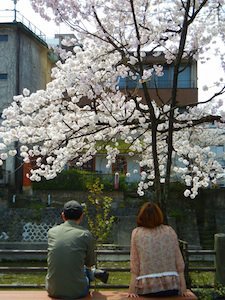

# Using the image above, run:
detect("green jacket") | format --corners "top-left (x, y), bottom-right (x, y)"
top-left (46, 220), bottom-right (96, 299)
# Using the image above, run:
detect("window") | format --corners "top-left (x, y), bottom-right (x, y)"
top-left (81, 158), bottom-right (95, 171)
top-left (118, 75), bottom-right (141, 89)
top-left (112, 156), bottom-right (127, 174)
top-left (0, 74), bottom-right (8, 80)
top-left (210, 145), bottom-right (225, 167)
top-left (149, 65), bottom-right (192, 88)
top-left (118, 65), bottom-right (192, 89)
top-left (211, 145), bottom-right (224, 156)
top-left (0, 35), bottom-right (8, 42)
top-left (68, 158), bottom-right (95, 171)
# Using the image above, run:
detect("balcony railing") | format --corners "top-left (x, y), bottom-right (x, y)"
top-left (0, 9), bottom-right (46, 42)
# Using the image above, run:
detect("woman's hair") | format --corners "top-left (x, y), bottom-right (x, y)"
top-left (137, 202), bottom-right (164, 228)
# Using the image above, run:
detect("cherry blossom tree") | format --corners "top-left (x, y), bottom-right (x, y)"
top-left (1, 0), bottom-right (225, 217)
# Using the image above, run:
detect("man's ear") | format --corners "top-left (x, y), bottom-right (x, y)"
top-left (61, 212), bottom-right (66, 221)
top-left (77, 212), bottom-right (84, 224)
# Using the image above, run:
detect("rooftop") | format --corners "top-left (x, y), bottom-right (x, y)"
top-left (0, 9), bottom-right (46, 42)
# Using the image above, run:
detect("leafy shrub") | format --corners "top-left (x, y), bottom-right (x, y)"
top-left (32, 169), bottom-right (134, 192)
top-left (84, 178), bottom-right (115, 243)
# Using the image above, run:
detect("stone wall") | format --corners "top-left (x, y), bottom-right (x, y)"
top-left (1, 188), bottom-right (225, 250)
top-left (0, 207), bottom-right (137, 247)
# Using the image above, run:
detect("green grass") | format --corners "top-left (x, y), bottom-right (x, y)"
top-left (0, 273), bottom-right (45, 285)
top-left (189, 260), bottom-right (215, 287)
top-left (0, 261), bottom-right (131, 286)
top-left (190, 271), bottom-right (214, 287)
top-left (0, 261), bottom-right (46, 285)
top-left (98, 261), bottom-right (130, 285)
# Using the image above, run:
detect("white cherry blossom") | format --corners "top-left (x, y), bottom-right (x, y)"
top-left (0, 1), bottom-right (225, 212)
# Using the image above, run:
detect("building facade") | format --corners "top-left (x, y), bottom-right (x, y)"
top-left (119, 54), bottom-right (198, 106)
top-left (0, 17), bottom-right (54, 189)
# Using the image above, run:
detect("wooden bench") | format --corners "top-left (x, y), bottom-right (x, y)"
top-left (0, 290), bottom-right (197, 299)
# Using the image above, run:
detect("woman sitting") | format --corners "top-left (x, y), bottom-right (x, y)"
top-left (127, 202), bottom-right (193, 298)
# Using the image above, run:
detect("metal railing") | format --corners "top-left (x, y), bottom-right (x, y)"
top-left (188, 249), bottom-right (216, 290)
top-left (0, 10), bottom-right (46, 42)
top-left (0, 246), bottom-right (216, 290)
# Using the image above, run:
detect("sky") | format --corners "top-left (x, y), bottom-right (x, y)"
top-left (0, 0), bottom-right (72, 38)
top-left (0, 0), bottom-right (224, 104)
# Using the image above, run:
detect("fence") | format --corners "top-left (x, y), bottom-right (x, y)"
top-left (0, 248), bottom-right (129, 289)
top-left (0, 242), bottom-right (221, 290)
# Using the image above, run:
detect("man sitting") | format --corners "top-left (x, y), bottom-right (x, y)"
top-left (46, 200), bottom-right (108, 299)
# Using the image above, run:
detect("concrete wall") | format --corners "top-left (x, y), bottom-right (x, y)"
top-left (0, 26), bottom-right (17, 111)
top-left (0, 23), bottom-right (52, 111)
top-left (18, 27), bottom-right (51, 92)
top-left (0, 22), bottom-right (53, 186)
top-left (1, 188), bottom-right (225, 250)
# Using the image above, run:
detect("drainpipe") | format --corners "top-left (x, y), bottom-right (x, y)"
top-left (14, 24), bottom-right (23, 193)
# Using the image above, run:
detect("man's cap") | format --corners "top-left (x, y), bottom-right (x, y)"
top-left (63, 200), bottom-right (83, 212)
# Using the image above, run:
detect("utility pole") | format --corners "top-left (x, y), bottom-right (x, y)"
top-left (13, 0), bottom-right (17, 22)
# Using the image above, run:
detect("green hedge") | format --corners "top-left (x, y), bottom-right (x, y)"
top-left (32, 169), bottom-right (130, 191)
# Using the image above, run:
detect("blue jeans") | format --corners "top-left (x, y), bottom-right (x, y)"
top-left (78, 267), bottom-right (95, 298)
top-left (45, 268), bottom-right (95, 299)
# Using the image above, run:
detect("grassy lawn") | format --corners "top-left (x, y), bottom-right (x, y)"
top-left (0, 261), bottom-right (131, 286)
top-left (0, 260), bottom-right (215, 285)
top-left (190, 271), bottom-right (214, 287)
top-left (0, 261), bottom-right (46, 285)
top-left (0, 273), bottom-right (45, 285)
top-left (98, 261), bottom-right (130, 285)
top-left (189, 260), bottom-right (215, 287)
top-left (0, 260), bottom-right (215, 286)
